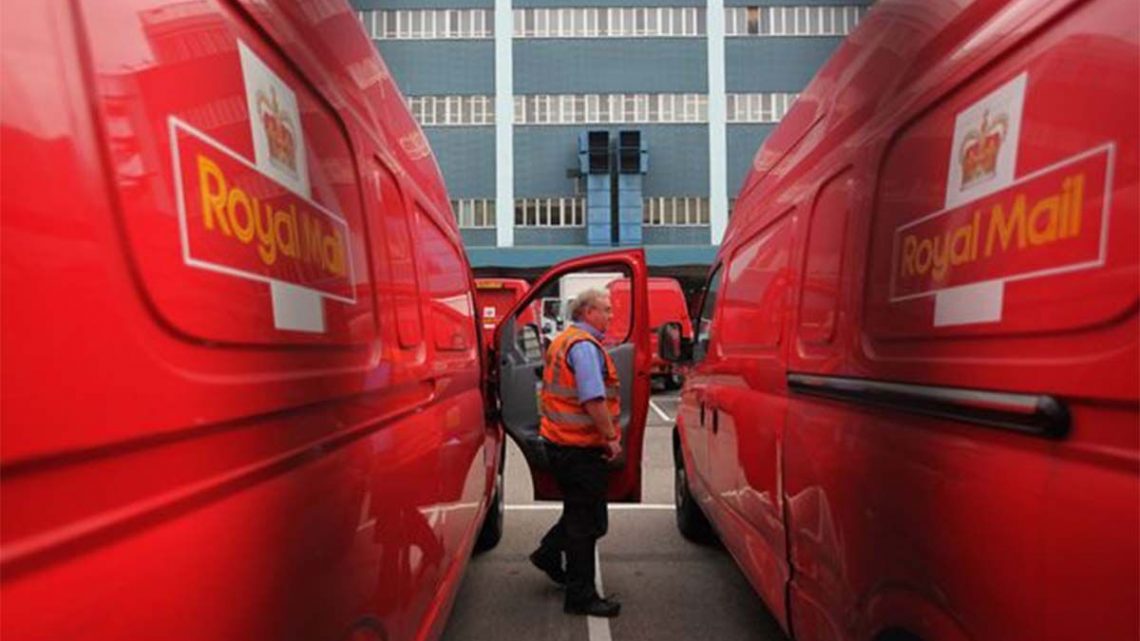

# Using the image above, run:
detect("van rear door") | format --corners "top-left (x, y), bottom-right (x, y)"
top-left (491, 250), bottom-right (651, 502)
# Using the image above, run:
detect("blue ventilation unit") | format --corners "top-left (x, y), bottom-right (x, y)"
top-left (579, 130), bottom-right (612, 246)
top-left (616, 130), bottom-right (647, 246)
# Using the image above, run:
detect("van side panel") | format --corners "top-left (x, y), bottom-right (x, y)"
top-left (701, 214), bottom-right (798, 633)
top-left (779, 1), bottom-right (1138, 640)
top-left (1, 2), bottom-right (494, 640)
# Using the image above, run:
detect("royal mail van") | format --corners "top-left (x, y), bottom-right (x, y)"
top-left (664, 1), bottom-right (1139, 640)
top-left (0, 2), bottom-right (654, 640)
top-left (607, 277), bottom-right (694, 389)
top-left (475, 278), bottom-right (538, 345)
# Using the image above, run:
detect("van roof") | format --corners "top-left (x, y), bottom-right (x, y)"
top-left (732, 0), bottom-right (1014, 246)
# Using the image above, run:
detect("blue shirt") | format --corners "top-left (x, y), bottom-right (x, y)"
top-left (566, 322), bottom-right (607, 403)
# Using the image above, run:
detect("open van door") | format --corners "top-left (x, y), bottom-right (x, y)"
top-left (491, 250), bottom-right (651, 502)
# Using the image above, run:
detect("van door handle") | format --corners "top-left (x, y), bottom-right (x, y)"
top-left (711, 408), bottom-right (719, 435)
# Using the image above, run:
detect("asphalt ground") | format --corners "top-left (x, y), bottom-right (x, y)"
top-left (440, 389), bottom-right (789, 641)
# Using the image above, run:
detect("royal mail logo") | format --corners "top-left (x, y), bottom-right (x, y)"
top-left (959, 110), bottom-right (1008, 189)
top-left (399, 131), bottom-right (432, 161)
top-left (945, 73), bottom-right (1026, 209)
top-left (239, 41), bottom-right (309, 197)
top-left (257, 87), bottom-right (298, 175)
top-left (890, 144), bottom-right (1113, 302)
top-left (170, 117), bottom-right (355, 304)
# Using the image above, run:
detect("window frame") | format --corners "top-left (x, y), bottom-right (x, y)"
top-left (693, 264), bottom-right (724, 363)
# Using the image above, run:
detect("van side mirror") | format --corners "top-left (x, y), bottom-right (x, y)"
top-left (657, 322), bottom-right (691, 363)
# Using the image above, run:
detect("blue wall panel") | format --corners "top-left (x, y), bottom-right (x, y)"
top-left (515, 40), bottom-right (706, 93)
top-left (726, 38), bottom-right (841, 91)
top-left (641, 126), bottom-right (708, 196)
top-left (643, 226), bottom-right (710, 245)
top-left (726, 124), bottom-right (772, 196)
top-left (375, 41), bottom-right (494, 95)
top-left (514, 125), bottom-right (708, 197)
top-left (460, 229), bottom-right (497, 247)
top-left (516, 227), bottom-right (587, 246)
top-left (422, 128), bottom-right (496, 198)
top-left (514, 128), bottom-right (581, 197)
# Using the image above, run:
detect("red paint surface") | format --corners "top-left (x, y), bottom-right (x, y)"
top-left (677, 1), bottom-right (1139, 640)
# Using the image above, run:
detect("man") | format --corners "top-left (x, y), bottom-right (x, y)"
top-left (529, 288), bottom-right (623, 618)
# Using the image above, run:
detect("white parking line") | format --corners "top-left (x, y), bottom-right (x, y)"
top-left (648, 399), bottom-right (672, 423)
top-left (589, 547), bottom-right (613, 641)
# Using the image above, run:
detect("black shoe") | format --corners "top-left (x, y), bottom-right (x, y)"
top-left (529, 548), bottom-right (566, 585)
top-left (564, 596), bottom-right (621, 618)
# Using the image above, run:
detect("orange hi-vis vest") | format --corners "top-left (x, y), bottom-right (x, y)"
top-left (539, 325), bottom-right (622, 447)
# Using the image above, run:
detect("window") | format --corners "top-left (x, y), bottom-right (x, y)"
top-left (682, 7), bottom-right (697, 36)
top-left (416, 210), bottom-right (476, 354)
top-left (723, 5), bottom-right (869, 37)
top-left (515, 93), bottom-right (709, 124)
top-left (511, 7), bottom-right (706, 38)
top-left (693, 266), bottom-right (723, 362)
top-left (727, 93), bottom-right (798, 123)
top-left (572, 9), bottom-right (585, 36)
top-left (451, 198), bottom-right (496, 228)
top-left (363, 9), bottom-right (493, 39)
top-left (643, 197), bottom-right (710, 226)
top-left (407, 95), bottom-right (495, 126)
top-left (371, 158), bottom-right (421, 348)
top-left (799, 172), bottom-right (851, 344)
top-left (719, 217), bottom-right (793, 351)
top-left (535, 9), bottom-right (548, 37)
top-left (514, 198), bottom-right (585, 227)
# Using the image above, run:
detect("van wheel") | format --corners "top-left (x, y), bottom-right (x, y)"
top-left (675, 447), bottom-right (714, 543)
top-left (474, 456), bottom-right (505, 553)
top-left (663, 373), bottom-right (683, 391)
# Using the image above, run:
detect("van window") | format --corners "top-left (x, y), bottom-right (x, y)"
top-left (720, 215), bottom-right (793, 351)
top-left (693, 265), bottom-right (723, 362)
top-left (371, 158), bottom-right (422, 348)
top-left (416, 208), bottom-right (476, 354)
top-left (799, 171), bottom-right (851, 344)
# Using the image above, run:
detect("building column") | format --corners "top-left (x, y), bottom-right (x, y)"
top-left (494, 0), bottom-right (514, 247)
top-left (707, 0), bottom-right (727, 245)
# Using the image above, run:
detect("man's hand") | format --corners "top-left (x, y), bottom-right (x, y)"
top-left (604, 439), bottom-right (622, 461)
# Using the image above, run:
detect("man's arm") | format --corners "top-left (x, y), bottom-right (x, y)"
top-left (582, 399), bottom-right (618, 441)
top-left (567, 342), bottom-right (622, 460)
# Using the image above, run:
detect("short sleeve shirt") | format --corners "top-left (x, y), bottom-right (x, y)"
top-left (566, 322), bottom-right (607, 403)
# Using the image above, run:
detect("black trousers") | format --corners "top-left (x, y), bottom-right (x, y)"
top-left (538, 443), bottom-right (609, 605)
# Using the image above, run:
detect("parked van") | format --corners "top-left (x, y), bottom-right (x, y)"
top-left (664, 1), bottom-right (1138, 640)
top-left (0, 2), bottom-right (654, 639)
top-left (475, 278), bottom-right (538, 345)
top-left (607, 277), bottom-right (693, 389)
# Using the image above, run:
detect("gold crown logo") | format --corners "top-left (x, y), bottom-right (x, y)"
top-left (959, 110), bottom-right (1008, 188)
top-left (257, 87), bottom-right (297, 174)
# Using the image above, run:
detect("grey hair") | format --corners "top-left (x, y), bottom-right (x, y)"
top-left (568, 288), bottom-right (609, 321)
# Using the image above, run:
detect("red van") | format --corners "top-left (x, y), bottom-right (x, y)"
top-left (475, 278), bottom-right (538, 345)
top-left (0, 2), bottom-right (654, 640)
top-left (664, 1), bottom-right (1139, 640)
top-left (607, 277), bottom-right (694, 389)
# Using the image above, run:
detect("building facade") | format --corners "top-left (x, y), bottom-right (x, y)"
top-left (351, 1), bottom-right (873, 273)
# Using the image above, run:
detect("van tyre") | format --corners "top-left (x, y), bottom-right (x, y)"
top-left (663, 373), bottom-right (683, 391)
top-left (474, 454), bottom-right (505, 553)
top-left (674, 444), bottom-right (714, 543)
